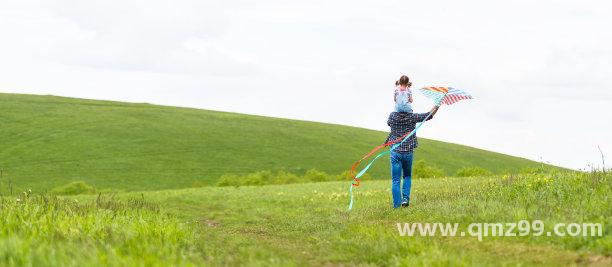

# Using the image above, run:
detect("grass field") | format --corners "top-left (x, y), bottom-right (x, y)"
top-left (0, 93), bottom-right (546, 193)
top-left (2, 171), bottom-right (609, 266)
top-left (2, 93), bottom-right (602, 266)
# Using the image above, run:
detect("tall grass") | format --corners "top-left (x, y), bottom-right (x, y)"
top-left (0, 192), bottom-right (204, 266)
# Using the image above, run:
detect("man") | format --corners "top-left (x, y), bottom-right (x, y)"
top-left (386, 105), bottom-right (441, 208)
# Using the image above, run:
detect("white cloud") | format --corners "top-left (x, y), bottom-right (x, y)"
top-left (0, 0), bottom-right (610, 169)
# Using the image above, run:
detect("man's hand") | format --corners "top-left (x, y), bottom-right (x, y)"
top-left (430, 105), bottom-right (441, 117)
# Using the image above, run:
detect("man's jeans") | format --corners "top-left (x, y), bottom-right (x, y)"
top-left (390, 151), bottom-right (414, 208)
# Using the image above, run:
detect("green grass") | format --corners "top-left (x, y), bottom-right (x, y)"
top-left (0, 194), bottom-right (204, 266)
top-left (0, 93), bottom-right (546, 192)
top-left (0, 93), bottom-right (603, 266)
top-left (2, 171), bottom-right (609, 266)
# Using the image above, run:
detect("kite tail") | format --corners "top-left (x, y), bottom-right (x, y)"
top-left (348, 130), bottom-right (417, 186)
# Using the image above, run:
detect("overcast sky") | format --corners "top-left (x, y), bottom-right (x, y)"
top-left (1, 0), bottom-right (611, 170)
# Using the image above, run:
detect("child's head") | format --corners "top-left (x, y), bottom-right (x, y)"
top-left (394, 75), bottom-right (412, 88)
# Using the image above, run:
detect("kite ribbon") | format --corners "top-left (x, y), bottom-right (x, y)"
top-left (347, 98), bottom-right (444, 211)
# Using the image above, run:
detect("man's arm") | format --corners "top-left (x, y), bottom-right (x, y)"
top-left (390, 105), bottom-right (441, 125)
top-left (414, 106), bottom-right (441, 121)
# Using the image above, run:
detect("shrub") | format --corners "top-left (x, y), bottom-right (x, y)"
top-left (304, 169), bottom-right (329, 182)
top-left (336, 170), bottom-right (352, 181)
top-left (50, 181), bottom-right (96, 195)
top-left (413, 160), bottom-right (445, 178)
top-left (274, 170), bottom-right (300, 184)
top-left (216, 174), bottom-right (240, 187)
top-left (335, 170), bottom-right (373, 182)
top-left (456, 167), bottom-right (492, 177)
top-left (245, 171), bottom-right (275, 186)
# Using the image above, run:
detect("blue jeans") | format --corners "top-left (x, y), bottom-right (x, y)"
top-left (390, 151), bottom-right (414, 208)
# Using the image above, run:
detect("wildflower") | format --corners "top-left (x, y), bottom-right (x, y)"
top-left (16, 198), bottom-right (21, 202)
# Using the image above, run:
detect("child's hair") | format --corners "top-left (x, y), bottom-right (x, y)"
top-left (395, 75), bottom-right (412, 87)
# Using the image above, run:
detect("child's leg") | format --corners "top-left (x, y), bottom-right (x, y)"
top-left (394, 102), bottom-right (402, 112)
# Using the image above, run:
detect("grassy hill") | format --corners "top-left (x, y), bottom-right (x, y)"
top-left (0, 93), bottom-right (544, 192)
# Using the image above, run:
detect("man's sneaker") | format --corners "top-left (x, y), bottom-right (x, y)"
top-left (401, 199), bottom-right (409, 207)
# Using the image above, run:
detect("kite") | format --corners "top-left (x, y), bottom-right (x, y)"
top-left (347, 87), bottom-right (473, 210)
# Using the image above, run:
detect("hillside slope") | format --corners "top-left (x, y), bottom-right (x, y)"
top-left (0, 93), bottom-right (544, 191)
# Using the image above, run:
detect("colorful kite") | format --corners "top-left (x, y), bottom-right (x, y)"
top-left (347, 87), bottom-right (473, 210)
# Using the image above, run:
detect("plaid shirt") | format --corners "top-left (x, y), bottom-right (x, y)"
top-left (385, 112), bottom-right (432, 153)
